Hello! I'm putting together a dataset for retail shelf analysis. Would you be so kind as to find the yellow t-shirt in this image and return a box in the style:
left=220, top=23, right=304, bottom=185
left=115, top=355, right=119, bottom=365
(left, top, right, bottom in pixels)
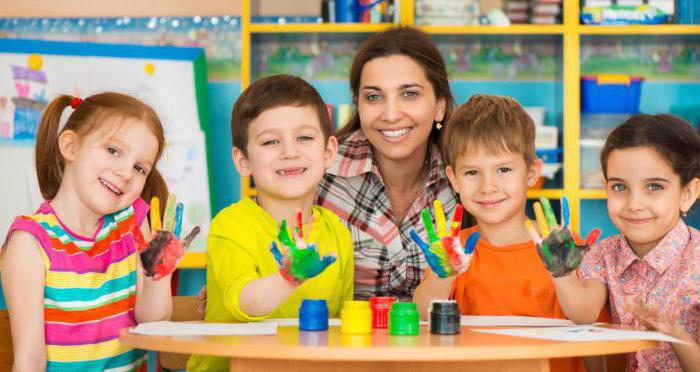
left=187, top=198, right=354, bottom=371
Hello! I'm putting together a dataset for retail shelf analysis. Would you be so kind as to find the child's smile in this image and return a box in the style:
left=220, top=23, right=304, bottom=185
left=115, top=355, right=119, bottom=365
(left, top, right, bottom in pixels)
left=99, top=177, right=125, bottom=197
left=275, top=166, right=308, bottom=178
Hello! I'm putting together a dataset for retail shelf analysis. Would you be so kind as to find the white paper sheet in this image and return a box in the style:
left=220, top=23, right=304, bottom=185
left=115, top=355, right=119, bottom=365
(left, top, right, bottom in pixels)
left=130, top=321, right=277, bottom=336
left=473, top=326, right=690, bottom=344
left=461, top=316, right=578, bottom=327
left=263, top=318, right=342, bottom=326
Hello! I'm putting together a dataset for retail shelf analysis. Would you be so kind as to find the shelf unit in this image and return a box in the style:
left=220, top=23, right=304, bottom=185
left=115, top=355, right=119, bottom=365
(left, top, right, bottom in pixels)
left=180, top=0, right=700, bottom=268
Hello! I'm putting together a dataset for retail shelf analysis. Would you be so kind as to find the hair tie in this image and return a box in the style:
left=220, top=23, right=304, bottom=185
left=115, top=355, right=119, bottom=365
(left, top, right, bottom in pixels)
left=58, top=96, right=81, bottom=132
left=70, top=97, right=83, bottom=109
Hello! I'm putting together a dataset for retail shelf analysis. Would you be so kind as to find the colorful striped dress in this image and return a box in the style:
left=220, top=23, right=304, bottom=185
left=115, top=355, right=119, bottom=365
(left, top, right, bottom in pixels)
left=7, top=199, right=149, bottom=371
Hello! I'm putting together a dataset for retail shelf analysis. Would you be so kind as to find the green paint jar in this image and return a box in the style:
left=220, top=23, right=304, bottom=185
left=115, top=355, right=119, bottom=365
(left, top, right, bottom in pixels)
left=388, top=302, right=420, bottom=336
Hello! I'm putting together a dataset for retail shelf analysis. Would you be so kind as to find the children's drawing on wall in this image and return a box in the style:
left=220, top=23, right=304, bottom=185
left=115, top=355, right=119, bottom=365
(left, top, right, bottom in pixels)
left=1, top=54, right=48, bottom=140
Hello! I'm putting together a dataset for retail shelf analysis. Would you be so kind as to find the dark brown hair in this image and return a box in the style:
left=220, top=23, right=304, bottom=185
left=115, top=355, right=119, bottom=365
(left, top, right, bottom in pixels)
left=335, top=26, right=454, bottom=143
left=441, top=94, right=536, bottom=168
left=601, top=114, right=700, bottom=185
left=231, top=74, right=331, bottom=155
left=35, top=92, right=168, bottom=207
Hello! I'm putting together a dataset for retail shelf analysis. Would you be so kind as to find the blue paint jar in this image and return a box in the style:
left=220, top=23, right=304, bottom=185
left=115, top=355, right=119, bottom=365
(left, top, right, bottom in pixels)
left=299, top=299, right=329, bottom=331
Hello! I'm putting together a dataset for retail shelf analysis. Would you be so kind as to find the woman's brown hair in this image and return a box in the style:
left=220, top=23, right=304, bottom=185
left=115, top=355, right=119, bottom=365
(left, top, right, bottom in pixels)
left=336, top=26, right=454, bottom=144
left=35, top=92, right=168, bottom=209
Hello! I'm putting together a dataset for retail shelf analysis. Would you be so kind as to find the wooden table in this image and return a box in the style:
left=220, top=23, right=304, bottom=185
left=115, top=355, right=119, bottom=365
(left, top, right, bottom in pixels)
left=120, top=325, right=659, bottom=372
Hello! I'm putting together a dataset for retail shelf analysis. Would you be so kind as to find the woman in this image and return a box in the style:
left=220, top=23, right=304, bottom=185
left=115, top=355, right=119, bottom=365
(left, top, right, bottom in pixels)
left=317, top=27, right=469, bottom=301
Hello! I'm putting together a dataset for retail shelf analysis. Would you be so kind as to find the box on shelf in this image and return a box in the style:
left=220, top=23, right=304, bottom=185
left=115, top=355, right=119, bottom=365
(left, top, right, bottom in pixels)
left=535, top=125, right=558, bottom=149
left=580, top=4, right=672, bottom=24
left=580, top=138, right=605, bottom=189
left=479, top=0, right=503, bottom=13
left=580, top=113, right=631, bottom=140
left=252, top=0, right=322, bottom=16
left=536, top=147, right=561, bottom=163
left=581, top=75, right=644, bottom=114
left=415, top=0, right=480, bottom=25
left=524, top=106, right=546, bottom=126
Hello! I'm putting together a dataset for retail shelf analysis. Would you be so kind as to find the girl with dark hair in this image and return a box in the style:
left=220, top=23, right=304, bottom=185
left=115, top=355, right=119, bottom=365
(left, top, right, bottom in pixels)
left=545, top=114, right=700, bottom=371
left=316, top=27, right=470, bottom=300
left=2, top=92, right=176, bottom=371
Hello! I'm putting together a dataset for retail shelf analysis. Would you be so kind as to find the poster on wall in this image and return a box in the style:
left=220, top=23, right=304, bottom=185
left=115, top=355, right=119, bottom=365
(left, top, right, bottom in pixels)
left=0, top=39, right=212, bottom=251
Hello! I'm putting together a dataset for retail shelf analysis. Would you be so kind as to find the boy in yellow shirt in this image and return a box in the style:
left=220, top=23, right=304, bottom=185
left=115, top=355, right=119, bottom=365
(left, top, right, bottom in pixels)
left=188, top=75, right=354, bottom=372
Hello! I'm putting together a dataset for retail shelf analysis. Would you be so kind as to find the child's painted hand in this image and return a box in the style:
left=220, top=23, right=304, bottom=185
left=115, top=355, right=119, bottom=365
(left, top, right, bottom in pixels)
left=137, top=195, right=200, bottom=280
left=527, top=196, right=600, bottom=278
left=410, top=201, right=479, bottom=278
left=269, top=211, right=336, bottom=284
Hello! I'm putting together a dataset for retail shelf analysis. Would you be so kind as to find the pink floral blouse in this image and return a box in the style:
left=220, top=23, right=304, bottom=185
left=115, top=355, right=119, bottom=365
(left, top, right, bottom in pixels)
left=579, top=219, right=700, bottom=371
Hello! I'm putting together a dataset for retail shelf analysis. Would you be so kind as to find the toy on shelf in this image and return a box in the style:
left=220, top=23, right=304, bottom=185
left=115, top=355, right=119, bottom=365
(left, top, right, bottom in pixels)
left=581, top=2, right=672, bottom=25
left=410, top=201, right=480, bottom=278
left=527, top=196, right=601, bottom=277
left=138, top=195, right=200, bottom=280
left=270, top=210, right=337, bottom=284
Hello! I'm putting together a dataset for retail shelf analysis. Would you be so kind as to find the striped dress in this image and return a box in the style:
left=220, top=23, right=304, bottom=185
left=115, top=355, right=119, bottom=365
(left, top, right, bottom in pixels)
left=7, top=199, right=149, bottom=371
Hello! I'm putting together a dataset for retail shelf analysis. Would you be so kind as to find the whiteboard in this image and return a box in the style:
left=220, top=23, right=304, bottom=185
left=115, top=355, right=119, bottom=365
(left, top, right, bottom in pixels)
left=0, top=39, right=212, bottom=251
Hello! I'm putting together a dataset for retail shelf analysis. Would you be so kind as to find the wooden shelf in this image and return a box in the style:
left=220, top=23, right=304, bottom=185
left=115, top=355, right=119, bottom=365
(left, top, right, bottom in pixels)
left=250, top=23, right=395, bottom=33
left=579, top=25, right=700, bottom=35
left=579, top=189, right=607, bottom=199
left=421, top=25, right=566, bottom=35
left=178, top=252, right=206, bottom=269
left=527, top=189, right=564, bottom=199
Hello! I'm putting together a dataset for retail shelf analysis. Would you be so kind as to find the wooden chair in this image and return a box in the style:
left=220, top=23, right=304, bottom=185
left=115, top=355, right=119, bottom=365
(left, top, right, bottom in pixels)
left=0, top=309, right=14, bottom=372
left=158, top=296, right=201, bottom=371
left=605, top=354, right=627, bottom=372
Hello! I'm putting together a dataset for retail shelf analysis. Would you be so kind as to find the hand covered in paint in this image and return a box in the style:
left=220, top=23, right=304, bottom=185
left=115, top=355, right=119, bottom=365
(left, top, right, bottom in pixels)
left=270, top=211, right=337, bottom=284
left=527, top=196, right=600, bottom=278
left=137, top=195, right=200, bottom=280
left=410, top=201, right=479, bottom=278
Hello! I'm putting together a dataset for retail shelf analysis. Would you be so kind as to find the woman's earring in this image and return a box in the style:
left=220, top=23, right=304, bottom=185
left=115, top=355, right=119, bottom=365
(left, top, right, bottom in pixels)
left=436, top=121, right=442, bottom=130
left=681, top=210, right=688, bottom=218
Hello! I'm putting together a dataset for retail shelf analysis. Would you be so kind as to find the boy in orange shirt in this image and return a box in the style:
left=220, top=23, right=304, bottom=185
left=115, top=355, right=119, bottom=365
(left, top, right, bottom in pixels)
left=413, top=94, right=597, bottom=372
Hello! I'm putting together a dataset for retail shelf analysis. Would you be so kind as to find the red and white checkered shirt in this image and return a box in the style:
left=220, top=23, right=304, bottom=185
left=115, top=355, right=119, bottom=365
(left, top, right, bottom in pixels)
left=316, top=130, right=459, bottom=301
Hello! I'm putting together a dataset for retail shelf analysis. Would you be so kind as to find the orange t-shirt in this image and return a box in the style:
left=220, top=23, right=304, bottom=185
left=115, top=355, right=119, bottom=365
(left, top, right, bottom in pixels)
left=451, top=226, right=585, bottom=372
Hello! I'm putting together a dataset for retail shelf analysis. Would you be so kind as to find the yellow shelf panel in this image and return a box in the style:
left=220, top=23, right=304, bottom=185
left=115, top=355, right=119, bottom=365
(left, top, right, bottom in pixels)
left=250, top=23, right=395, bottom=33
left=421, top=25, right=565, bottom=35
left=527, top=189, right=564, bottom=199
left=580, top=25, right=700, bottom=35
left=178, top=252, right=207, bottom=269
left=579, top=189, right=607, bottom=199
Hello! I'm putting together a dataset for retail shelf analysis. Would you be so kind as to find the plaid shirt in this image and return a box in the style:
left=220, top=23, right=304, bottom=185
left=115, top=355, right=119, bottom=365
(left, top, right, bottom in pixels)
left=316, top=130, right=458, bottom=301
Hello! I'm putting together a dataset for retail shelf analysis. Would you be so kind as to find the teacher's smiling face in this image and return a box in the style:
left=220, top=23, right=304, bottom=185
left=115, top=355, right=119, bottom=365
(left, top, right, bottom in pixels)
left=358, top=54, right=446, bottom=163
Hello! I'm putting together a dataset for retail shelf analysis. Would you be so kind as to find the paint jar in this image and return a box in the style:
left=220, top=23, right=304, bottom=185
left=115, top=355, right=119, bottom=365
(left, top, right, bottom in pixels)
left=388, top=302, right=420, bottom=336
left=369, top=296, right=396, bottom=328
left=430, top=300, right=460, bottom=335
left=299, top=299, right=329, bottom=331
left=340, top=301, right=372, bottom=334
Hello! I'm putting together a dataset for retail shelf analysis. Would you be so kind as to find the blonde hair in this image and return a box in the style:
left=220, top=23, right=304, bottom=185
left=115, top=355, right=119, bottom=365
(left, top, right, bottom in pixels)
left=441, top=94, right=536, bottom=167
left=35, top=92, right=168, bottom=206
